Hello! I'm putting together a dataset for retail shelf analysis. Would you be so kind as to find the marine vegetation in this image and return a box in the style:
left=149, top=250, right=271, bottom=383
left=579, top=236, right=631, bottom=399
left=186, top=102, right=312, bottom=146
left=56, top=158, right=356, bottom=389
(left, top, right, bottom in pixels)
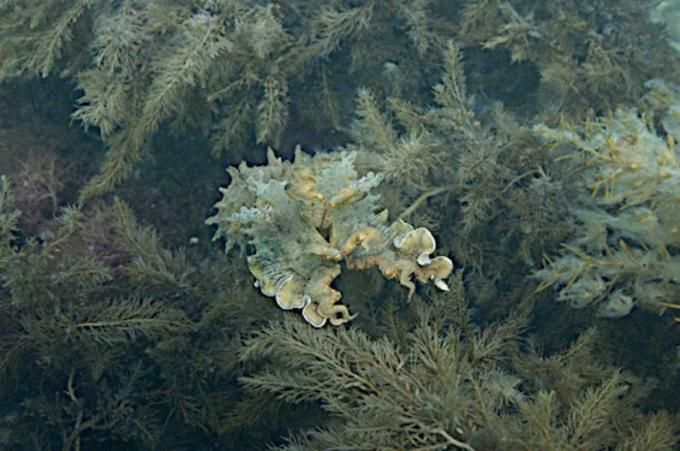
left=3, top=1, right=673, bottom=202
left=207, top=148, right=453, bottom=327
left=457, top=0, right=678, bottom=114
left=533, top=80, right=680, bottom=320
left=241, top=276, right=679, bottom=451
left=0, top=0, right=679, bottom=450
left=0, top=0, right=461, bottom=201
left=344, top=41, right=579, bottom=317
left=0, top=174, right=290, bottom=449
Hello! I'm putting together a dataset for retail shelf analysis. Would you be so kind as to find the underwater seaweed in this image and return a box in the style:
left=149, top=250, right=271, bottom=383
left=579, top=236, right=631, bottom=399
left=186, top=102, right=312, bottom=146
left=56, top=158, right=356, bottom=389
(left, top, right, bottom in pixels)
left=1, top=1, right=679, bottom=449
left=345, top=41, right=577, bottom=316
left=533, top=80, right=680, bottom=321
left=0, top=174, right=282, bottom=449
left=241, top=280, right=679, bottom=450
left=457, top=0, right=679, bottom=115
left=0, top=0, right=462, bottom=202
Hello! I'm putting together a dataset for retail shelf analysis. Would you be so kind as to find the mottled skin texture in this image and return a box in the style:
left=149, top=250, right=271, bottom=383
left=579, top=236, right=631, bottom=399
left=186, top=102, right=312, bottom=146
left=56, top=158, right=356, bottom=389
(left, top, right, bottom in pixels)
left=207, top=148, right=453, bottom=327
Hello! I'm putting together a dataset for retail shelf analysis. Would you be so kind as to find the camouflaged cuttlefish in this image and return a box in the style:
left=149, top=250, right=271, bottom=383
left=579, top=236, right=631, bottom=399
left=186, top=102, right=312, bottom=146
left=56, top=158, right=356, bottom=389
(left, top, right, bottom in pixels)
left=206, top=147, right=453, bottom=327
